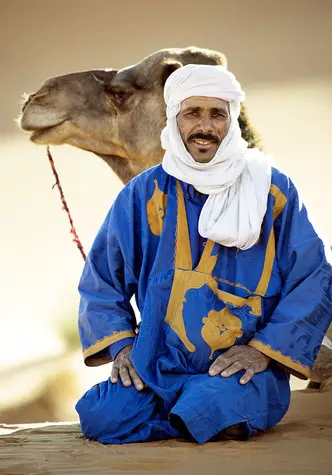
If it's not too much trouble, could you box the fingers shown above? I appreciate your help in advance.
[219,361,256,384]
[209,359,233,376]
[209,345,269,383]
[220,361,245,378]
[111,362,144,391]
[110,364,119,383]
[211,357,256,384]
[119,366,132,387]
[209,350,238,376]
[239,367,256,385]
[129,367,144,391]
[111,345,144,391]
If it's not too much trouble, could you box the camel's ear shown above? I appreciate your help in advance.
[161,60,183,87]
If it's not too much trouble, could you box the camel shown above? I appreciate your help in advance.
[20,47,259,183]
[19,46,331,390]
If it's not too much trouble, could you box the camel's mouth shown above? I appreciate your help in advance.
[26,121,68,145]
[20,99,69,140]
[30,126,56,142]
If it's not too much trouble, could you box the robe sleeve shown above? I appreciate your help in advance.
[249,179,332,379]
[109,337,136,360]
[78,184,141,366]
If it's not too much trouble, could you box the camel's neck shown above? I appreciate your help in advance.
[96,153,163,184]
[95,154,142,184]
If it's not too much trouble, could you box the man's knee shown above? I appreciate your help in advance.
[76,379,119,439]
[76,378,155,441]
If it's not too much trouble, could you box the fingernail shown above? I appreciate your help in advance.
[221,371,228,377]
[137,384,143,390]
[209,370,216,376]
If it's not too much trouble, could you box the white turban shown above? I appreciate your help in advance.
[164,64,245,119]
[161,64,272,251]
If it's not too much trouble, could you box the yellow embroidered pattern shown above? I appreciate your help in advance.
[248,339,310,379]
[165,182,288,358]
[83,330,136,365]
[212,276,254,295]
[202,307,244,360]
[255,185,287,295]
[147,180,168,236]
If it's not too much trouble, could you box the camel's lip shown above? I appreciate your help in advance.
[24,117,68,142]
[29,127,55,142]
[20,106,69,132]
[28,123,65,144]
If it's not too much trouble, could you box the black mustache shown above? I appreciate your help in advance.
[188,133,219,142]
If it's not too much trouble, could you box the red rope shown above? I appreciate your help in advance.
[46,146,86,261]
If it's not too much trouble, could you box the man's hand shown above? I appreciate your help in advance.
[208,345,270,385]
[111,344,144,391]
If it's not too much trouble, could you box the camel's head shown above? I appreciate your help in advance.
[20,47,260,183]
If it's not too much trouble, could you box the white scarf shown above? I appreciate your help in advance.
[161,64,272,250]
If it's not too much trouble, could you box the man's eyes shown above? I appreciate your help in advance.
[185,111,226,119]
[212,113,227,119]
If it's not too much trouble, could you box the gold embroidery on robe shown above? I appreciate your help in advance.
[195,239,218,274]
[255,184,287,295]
[165,269,262,353]
[248,339,310,379]
[202,307,244,359]
[147,180,168,236]
[270,184,287,221]
[83,330,136,365]
[165,180,287,355]
[175,181,193,269]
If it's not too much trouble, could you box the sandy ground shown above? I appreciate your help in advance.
[0,390,331,475]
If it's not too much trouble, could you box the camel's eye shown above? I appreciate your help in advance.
[103,85,127,102]
[112,90,126,101]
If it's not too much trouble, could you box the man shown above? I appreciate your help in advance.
[76,65,332,444]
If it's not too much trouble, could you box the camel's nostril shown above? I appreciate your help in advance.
[32,92,48,101]
[29,92,49,104]
[22,92,49,113]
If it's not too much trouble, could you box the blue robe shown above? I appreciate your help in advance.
[76,164,332,444]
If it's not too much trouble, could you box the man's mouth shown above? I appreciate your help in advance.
[192,139,214,145]
[191,138,217,150]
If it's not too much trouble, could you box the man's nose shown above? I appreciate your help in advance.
[197,114,213,132]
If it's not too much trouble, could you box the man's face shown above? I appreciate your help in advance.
[177,96,230,163]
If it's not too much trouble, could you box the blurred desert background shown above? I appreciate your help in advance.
[0,0,331,423]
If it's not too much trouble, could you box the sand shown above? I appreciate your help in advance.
[0,389,331,475]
